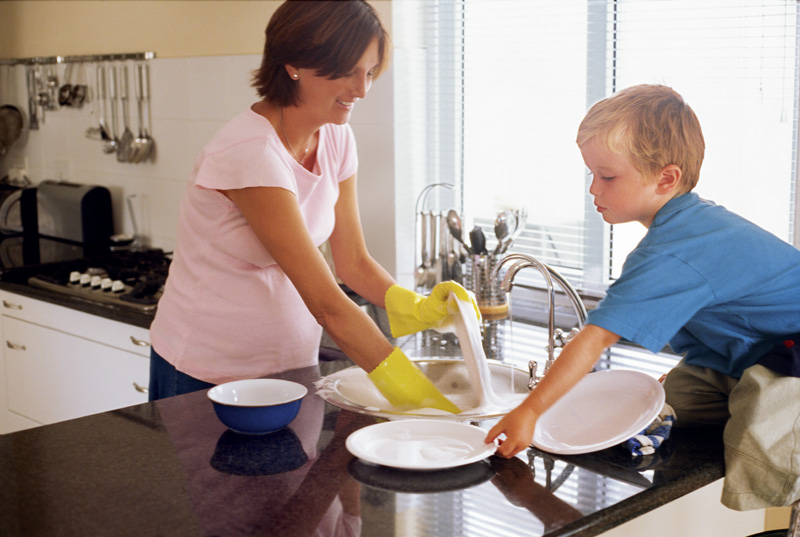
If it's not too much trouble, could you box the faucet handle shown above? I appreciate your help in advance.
[528,360,538,390]
[554,327,581,348]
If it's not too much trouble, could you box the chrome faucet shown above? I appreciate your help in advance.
[490,253,588,388]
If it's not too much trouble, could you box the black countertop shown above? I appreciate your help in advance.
[0,260,726,536]
[0,271,383,332]
[0,279,155,328]
[0,359,725,537]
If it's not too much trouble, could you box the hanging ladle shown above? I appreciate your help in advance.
[131,63,155,163]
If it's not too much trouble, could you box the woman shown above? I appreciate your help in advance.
[149,0,478,408]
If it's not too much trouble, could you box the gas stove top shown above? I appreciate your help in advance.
[25,249,170,313]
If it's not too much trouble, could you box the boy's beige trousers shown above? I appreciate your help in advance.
[664,361,800,511]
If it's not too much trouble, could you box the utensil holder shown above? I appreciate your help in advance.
[463,254,507,361]
[464,254,508,319]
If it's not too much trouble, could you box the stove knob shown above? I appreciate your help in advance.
[79,273,92,286]
[90,275,103,289]
[69,271,82,284]
[101,278,113,291]
[111,280,126,293]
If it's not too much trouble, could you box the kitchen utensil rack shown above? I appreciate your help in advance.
[414,183,455,292]
[0,51,155,66]
[1,52,157,163]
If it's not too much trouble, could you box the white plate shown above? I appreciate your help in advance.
[346,419,497,470]
[531,369,665,455]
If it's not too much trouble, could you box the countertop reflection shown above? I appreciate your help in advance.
[0,360,724,537]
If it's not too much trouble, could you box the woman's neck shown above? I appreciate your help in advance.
[254,100,318,166]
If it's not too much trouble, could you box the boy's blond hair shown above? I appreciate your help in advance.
[576,84,705,195]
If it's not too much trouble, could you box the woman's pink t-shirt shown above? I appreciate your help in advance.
[150,107,357,384]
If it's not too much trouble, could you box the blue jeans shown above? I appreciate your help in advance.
[148,347,215,401]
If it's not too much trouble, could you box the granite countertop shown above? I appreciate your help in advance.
[0,280,155,329]
[0,279,388,333]
[0,274,725,535]
[0,359,725,537]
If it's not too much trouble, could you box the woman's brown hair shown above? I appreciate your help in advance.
[253,0,390,107]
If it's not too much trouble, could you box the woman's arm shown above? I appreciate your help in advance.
[225,185,391,373]
[327,175,395,308]
[487,324,620,458]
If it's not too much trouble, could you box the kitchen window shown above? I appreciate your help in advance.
[395,0,799,378]
[391,3,798,534]
[395,0,800,292]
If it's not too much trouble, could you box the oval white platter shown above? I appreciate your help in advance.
[531,369,665,455]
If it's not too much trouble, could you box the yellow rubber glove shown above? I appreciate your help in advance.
[368,347,461,414]
[384,281,481,338]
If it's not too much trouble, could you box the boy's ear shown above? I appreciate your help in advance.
[656,164,682,194]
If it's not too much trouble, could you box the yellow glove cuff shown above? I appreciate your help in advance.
[367,347,461,414]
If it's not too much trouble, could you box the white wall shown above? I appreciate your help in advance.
[0,55,397,274]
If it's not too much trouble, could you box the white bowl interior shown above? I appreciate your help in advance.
[208,379,307,407]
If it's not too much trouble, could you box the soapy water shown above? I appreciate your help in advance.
[315,294,527,419]
[367,431,475,465]
[451,296,507,409]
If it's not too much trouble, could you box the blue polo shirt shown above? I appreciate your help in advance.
[587,192,800,378]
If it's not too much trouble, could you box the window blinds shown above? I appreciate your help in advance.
[396,0,799,288]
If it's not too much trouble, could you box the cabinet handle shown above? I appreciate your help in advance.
[2,300,22,310]
[133,382,149,394]
[6,341,26,350]
[130,336,151,347]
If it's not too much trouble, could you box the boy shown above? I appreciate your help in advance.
[486,84,800,511]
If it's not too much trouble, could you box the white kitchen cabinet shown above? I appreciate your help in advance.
[0,290,151,434]
[600,480,765,537]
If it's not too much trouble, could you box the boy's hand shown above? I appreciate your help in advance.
[485,405,539,458]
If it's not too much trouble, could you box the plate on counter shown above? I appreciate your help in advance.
[531,369,665,455]
[346,419,496,470]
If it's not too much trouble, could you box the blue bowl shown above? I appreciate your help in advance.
[208,379,307,435]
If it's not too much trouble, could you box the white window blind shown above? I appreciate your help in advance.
[395,0,799,288]
[607,0,800,278]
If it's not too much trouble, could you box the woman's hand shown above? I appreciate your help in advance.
[384,281,480,338]
[368,347,461,414]
[486,404,539,458]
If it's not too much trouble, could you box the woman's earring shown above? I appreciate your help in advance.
[292,73,299,79]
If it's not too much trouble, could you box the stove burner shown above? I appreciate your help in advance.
[119,276,163,306]
[26,249,170,313]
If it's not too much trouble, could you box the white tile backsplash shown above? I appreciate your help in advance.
[0,54,397,274]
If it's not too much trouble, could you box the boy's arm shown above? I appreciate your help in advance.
[486,324,620,458]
